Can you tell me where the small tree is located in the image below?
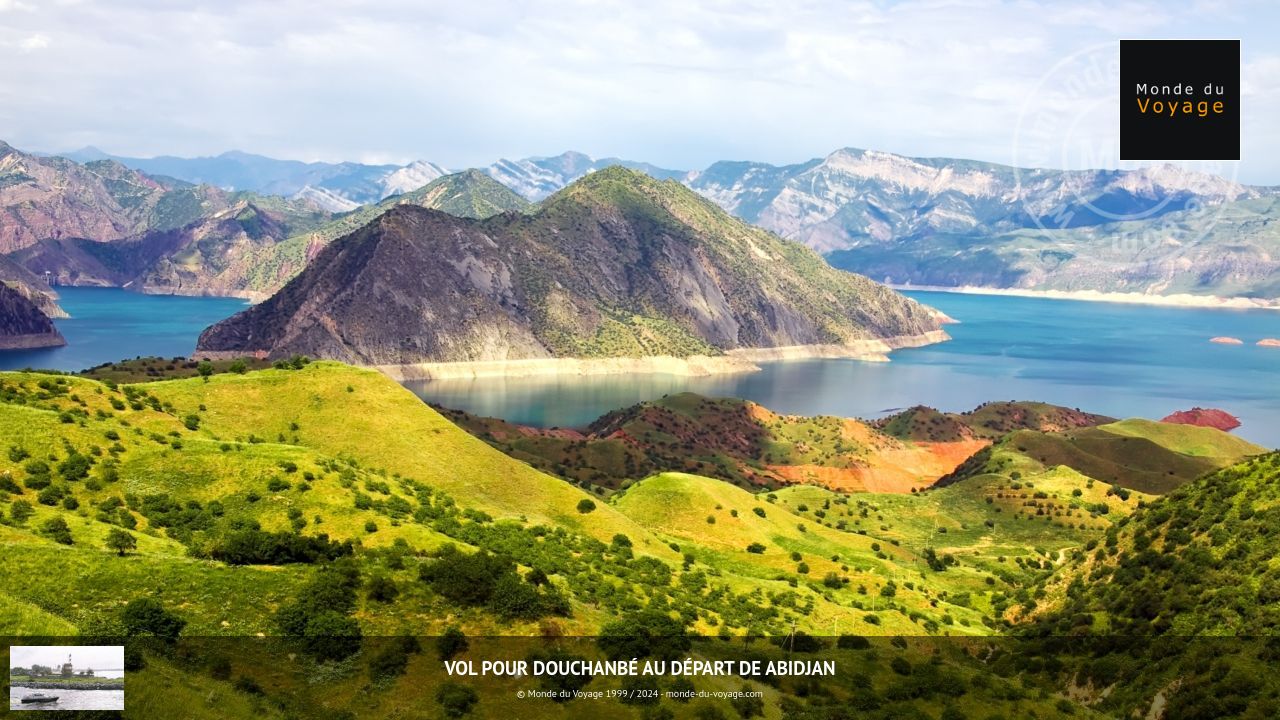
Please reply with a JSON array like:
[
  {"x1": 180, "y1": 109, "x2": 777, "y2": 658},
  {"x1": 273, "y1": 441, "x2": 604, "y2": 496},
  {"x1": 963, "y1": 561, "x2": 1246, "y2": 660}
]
[
  {"x1": 9, "y1": 499, "x2": 34, "y2": 525},
  {"x1": 40, "y1": 516, "x2": 73, "y2": 545},
  {"x1": 228, "y1": 358, "x2": 248, "y2": 374},
  {"x1": 196, "y1": 361, "x2": 214, "y2": 379},
  {"x1": 436, "y1": 626, "x2": 469, "y2": 660},
  {"x1": 106, "y1": 527, "x2": 137, "y2": 556},
  {"x1": 436, "y1": 682, "x2": 479, "y2": 718},
  {"x1": 576, "y1": 498, "x2": 597, "y2": 514}
]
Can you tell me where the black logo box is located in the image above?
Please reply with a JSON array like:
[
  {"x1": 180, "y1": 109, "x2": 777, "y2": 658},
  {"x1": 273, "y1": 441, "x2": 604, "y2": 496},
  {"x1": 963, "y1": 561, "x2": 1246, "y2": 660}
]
[{"x1": 1120, "y1": 39, "x2": 1240, "y2": 160}]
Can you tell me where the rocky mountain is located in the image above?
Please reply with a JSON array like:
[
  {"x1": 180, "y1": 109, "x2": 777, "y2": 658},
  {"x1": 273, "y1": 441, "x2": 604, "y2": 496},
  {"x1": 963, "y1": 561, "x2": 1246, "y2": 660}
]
[
  {"x1": 1, "y1": 141, "x2": 226, "y2": 254},
  {"x1": 687, "y1": 148, "x2": 1259, "y2": 253},
  {"x1": 833, "y1": 195, "x2": 1280, "y2": 298},
  {"x1": 11, "y1": 197, "x2": 331, "y2": 300},
  {"x1": 39, "y1": 141, "x2": 1277, "y2": 300},
  {"x1": 1161, "y1": 407, "x2": 1242, "y2": 431},
  {"x1": 485, "y1": 151, "x2": 685, "y2": 201},
  {"x1": 7, "y1": 169, "x2": 528, "y2": 302},
  {"x1": 196, "y1": 167, "x2": 945, "y2": 365},
  {"x1": 685, "y1": 148, "x2": 1277, "y2": 298},
  {"x1": 60, "y1": 146, "x2": 680, "y2": 206},
  {"x1": 0, "y1": 282, "x2": 65, "y2": 349},
  {"x1": 0, "y1": 253, "x2": 64, "y2": 318},
  {"x1": 60, "y1": 147, "x2": 402, "y2": 211}
]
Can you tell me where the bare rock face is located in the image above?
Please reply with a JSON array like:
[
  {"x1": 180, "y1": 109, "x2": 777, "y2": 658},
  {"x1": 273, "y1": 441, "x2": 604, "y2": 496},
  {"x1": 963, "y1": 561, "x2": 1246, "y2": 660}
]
[
  {"x1": 198, "y1": 167, "x2": 945, "y2": 366},
  {"x1": 1160, "y1": 408, "x2": 1242, "y2": 432},
  {"x1": 0, "y1": 283, "x2": 65, "y2": 350}
]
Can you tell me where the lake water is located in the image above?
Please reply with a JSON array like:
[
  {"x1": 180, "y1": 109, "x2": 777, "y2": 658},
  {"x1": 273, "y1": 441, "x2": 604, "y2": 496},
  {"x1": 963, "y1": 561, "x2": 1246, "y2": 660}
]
[
  {"x1": 9, "y1": 686, "x2": 124, "y2": 711},
  {"x1": 2, "y1": 288, "x2": 1278, "y2": 446},
  {"x1": 0, "y1": 287, "x2": 248, "y2": 373},
  {"x1": 407, "y1": 291, "x2": 1280, "y2": 447}
]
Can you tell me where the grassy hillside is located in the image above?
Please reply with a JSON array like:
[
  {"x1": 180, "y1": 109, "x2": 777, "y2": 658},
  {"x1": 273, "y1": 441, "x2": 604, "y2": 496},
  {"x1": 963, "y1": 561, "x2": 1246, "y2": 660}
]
[
  {"x1": 440, "y1": 392, "x2": 984, "y2": 494},
  {"x1": 0, "y1": 361, "x2": 1109, "y2": 641},
  {"x1": 874, "y1": 401, "x2": 1114, "y2": 442},
  {"x1": 1, "y1": 361, "x2": 1267, "y2": 719},
  {"x1": 1005, "y1": 452, "x2": 1280, "y2": 719},
  {"x1": 938, "y1": 418, "x2": 1263, "y2": 495}
]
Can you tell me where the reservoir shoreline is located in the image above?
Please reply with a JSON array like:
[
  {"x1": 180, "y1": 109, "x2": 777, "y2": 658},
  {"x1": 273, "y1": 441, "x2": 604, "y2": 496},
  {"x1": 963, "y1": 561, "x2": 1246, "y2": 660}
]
[
  {"x1": 890, "y1": 285, "x2": 1280, "y2": 310},
  {"x1": 377, "y1": 330, "x2": 951, "y2": 381}
]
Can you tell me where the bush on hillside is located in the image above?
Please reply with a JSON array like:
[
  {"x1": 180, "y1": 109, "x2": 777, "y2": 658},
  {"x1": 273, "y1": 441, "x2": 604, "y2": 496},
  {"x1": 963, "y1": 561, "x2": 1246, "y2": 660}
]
[
  {"x1": 121, "y1": 598, "x2": 187, "y2": 640},
  {"x1": 210, "y1": 528, "x2": 352, "y2": 565}
]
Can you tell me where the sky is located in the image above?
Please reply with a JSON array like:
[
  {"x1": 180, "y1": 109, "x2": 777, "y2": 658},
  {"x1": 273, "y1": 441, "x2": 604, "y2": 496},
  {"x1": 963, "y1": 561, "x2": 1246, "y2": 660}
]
[
  {"x1": 1, "y1": 0, "x2": 1278, "y2": 182},
  {"x1": 10, "y1": 645, "x2": 123, "y2": 670}
]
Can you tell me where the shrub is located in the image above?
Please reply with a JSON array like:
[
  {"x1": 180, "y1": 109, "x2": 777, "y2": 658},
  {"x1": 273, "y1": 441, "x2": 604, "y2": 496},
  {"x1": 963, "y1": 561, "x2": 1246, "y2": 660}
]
[
  {"x1": 730, "y1": 684, "x2": 764, "y2": 717},
  {"x1": 745, "y1": 542, "x2": 766, "y2": 554},
  {"x1": 597, "y1": 609, "x2": 690, "y2": 662},
  {"x1": 436, "y1": 626, "x2": 469, "y2": 660},
  {"x1": 435, "y1": 682, "x2": 479, "y2": 718},
  {"x1": 9, "y1": 500, "x2": 33, "y2": 525},
  {"x1": 304, "y1": 611, "x2": 363, "y2": 662},
  {"x1": 367, "y1": 575, "x2": 399, "y2": 603},
  {"x1": 368, "y1": 637, "x2": 420, "y2": 682},
  {"x1": 576, "y1": 498, "x2": 597, "y2": 513},
  {"x1": 40, "y1": 516, "x2": 73, "y2": 544},
  {"x1": 211, "y1": 529, "x2": 353, "y2": 565},
  {"x1": 121, "y1": 598, "x2": 187, "y2": 640}
]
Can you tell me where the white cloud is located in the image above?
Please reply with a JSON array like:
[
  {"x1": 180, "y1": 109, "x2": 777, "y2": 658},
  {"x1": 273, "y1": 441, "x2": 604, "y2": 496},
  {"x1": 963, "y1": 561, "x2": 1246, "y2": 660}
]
[
  {"x1": 0, "y1": 0, "x2": 1275, "y2": 182},
  {"x1": 19, "y1": 32, "x2": 49, "y2": 50}
]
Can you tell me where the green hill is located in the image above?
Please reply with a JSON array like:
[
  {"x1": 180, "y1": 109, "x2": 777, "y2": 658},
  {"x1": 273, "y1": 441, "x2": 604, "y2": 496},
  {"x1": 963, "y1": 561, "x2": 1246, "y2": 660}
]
[
  {"x1": 875, "y1": 401, "x2": 1114, "y2": 442},
  {"x1": 937, "y1": 418, "x2": 1263, "y2": 495},
  {"x1": 2, "y1": 361, "x2": 1249, "y2": 719},
  {"x1": 1006, "y1": 452, "x2": 1280, "y2": 719},
  {"x1": 439, "y1": 392, "x2": 979, "y2": 494}
]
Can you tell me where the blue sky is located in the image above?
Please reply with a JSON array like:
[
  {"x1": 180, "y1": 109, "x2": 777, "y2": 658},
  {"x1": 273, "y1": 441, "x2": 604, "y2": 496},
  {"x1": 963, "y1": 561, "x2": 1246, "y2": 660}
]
[{"x1": 1, "y1": 0, "x2": 1277, "y2": 182}]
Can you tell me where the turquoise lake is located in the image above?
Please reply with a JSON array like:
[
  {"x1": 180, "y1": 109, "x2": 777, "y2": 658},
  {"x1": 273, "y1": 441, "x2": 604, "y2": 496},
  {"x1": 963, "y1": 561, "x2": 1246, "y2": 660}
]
[
  {"x1": 407, "y1": 291, "x2": 1280, "y2": 447},
  {"x1": 0, "y1": 287, "x2": 249, "y2": 372},
  {"x1": 2, "y1": 287, "x2": 1278, "y2": 446}
]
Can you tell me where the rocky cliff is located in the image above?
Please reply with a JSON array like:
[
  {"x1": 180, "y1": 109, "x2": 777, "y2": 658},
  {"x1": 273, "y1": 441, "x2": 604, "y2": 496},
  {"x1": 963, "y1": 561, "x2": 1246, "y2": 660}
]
[{"x1": 0, "y1": 282, "x2": 65, "y2": 350}]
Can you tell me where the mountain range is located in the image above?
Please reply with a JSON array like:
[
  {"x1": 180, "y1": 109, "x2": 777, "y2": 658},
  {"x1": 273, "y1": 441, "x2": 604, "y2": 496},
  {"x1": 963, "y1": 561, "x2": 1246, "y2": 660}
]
[
  {"x1": 6, "y1": 139, "x2": 1280, "y2": 326},
  {"x1": 60, "y1": 146, "x2": 682, "y2": 209},
  {"x1": 4, "y1": 157, "x2": 529, "y2": 302},
  {"x1": 195, "y1": 167, "x2": 945, "y2": 365}
]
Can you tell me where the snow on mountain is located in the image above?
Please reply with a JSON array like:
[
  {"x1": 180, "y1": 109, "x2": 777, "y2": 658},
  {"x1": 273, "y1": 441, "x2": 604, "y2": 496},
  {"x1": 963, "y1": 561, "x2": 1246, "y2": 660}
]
[{"x1": 379, "y1": 160, "x2": 449, "y2": 199}]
